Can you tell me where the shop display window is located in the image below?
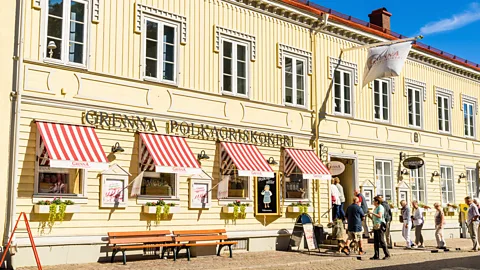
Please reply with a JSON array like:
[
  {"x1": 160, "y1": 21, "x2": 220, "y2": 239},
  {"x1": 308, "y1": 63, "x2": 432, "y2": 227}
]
[
  {"x1": 37, "y1": 167, "x2": 84, "y2": 195},
  {"x1": 284, "y1": 173, "x2": 309, "y2": 200},
  {"x1": 221, "y1": 174, "x2": 250, "y2": 199},
  {"x1": 140, "y1": 172, "x2": 177, "y2": 198}
]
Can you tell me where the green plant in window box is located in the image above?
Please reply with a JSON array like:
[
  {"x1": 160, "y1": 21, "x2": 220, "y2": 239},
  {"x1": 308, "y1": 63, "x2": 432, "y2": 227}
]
[
  {"x1": 290, "y1": 202, "x2": 310, "y2": 214},
  {"x1": 145, "y1": 199, "x2": 176, "y2": 224},
  {"x1": 227, "y1": 200, "x2": 249, "y2": 220},
  {"x1": 36, "y1": 198, "x2": 75, "y2": 230}
]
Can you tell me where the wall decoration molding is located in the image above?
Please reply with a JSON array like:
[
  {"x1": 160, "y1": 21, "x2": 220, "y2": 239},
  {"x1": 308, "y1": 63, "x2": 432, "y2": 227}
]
[
  {"x1": 404, "y1": 78, "x2": 427, "y2": 101},
  {"x1": 214, "y1": 25, "x2": 256, "y2": 61},
  {"x1": 277, "y1": 43, "x2": 312, "y2": 75},
  {"x1": 134, "y1": 3, "x2": 187, "y2": 44},
  {"x1": 435, "y1": 87, "x2": 454, "y2": 108},
  {"x1": 32, "y1": 0, "x2": 41, "y2": 9},
  {"x1": 328, "y1": 57, "x2": 358, "y2": 85},
  {"x1": 92, "y1": 0, "x2": 100, "y2": 23},
  {"x1": 461, "y1": 94, "x2": 478, "y2": 114},
  {"x1": 369, "y1": 77, "x2": 396, "y2": 93}
]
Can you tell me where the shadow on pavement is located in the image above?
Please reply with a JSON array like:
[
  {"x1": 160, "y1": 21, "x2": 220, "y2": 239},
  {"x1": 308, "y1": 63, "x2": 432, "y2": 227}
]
[{"x1": 360, "y1": 255, "x2": 480, "y2": 270}]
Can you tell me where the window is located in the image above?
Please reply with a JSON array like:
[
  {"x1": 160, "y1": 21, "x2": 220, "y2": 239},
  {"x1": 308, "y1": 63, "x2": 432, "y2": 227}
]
[
  {"x1": 408, "y1": 87, "x2": 422, "y2": 128},
  {"x1": 140, "y1": 172, "x2": 177, "y2": 198},
  {"x1": 374, "y1": 79, "x2": 390, "y2": 122},
  {"x1": 45, "y1": 0, "x2": 88, "y2": 65},
  {"x1": 144, "y1": 19, "x2": 177, "y2": 83},
  {"x1": 467, "y1": 168, "x2": 478, "y2": 198},
  {"x1": 410, "y1": 168, "x2": 426, "y2": 203},
  {"x1": 221, "y1": 39, "x2": 248, "y2": 96},
  {"x1": 284, "y1": 56, "x2": 306, "y2": 107},
  {"x1": 437, "y1": 95, "x2": 451, "y2": 133},
  {"x1": 333, "y1": 69, "x2": 353, "y2": 116},
  {"x1": 464, "y1": 101, "x2": 475, "y2": 137},
  {"x1": 284, "y1": 169, "x2": 309, "y2": 200},
  {"x1": 440, "y1": 166, "x2": 454, "y2": 204},
  {"x1": 375, "y1": 160, "x2": 393, "y2": 201},
  {"x1": 221, "y1": 174, "x2": 250, "y2": 199}
]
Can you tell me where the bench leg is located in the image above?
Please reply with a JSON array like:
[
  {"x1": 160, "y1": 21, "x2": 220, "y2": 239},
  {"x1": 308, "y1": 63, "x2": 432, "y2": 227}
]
[
  {"x1": 122, "y1": 250, "x2": 126, "y2": 265},
  {"x1": 186, "y1": 247, "x2": 191, "y2": 261},
  {"x1": 110, "y1": 250, "x2": 118, "y2": 263},
  {"x1": 161, "y1": 247, "x2": 166, "y2": 259},
  {"x1": 228, "y1": 245, "x2": 233, "y2": 258},
  {"x1": 173, "y1": 247, "x2": 177, "y2": 261}
]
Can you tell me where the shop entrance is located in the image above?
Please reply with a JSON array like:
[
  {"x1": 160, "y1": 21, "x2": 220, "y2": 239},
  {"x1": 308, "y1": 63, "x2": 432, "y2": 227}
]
[{"x1": 330, "y1": 156, "x2": 357, "y2": 214}]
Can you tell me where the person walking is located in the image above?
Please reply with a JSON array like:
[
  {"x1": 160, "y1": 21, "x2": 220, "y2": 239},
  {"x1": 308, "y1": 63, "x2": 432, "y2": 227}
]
[
  {"x1": 343, "y1": 197, "x2": 366, "y2": 255},
  {"x1": 400, "y1": 200, "x2": 414, "y2": 249},
  {"x1": 331, "y1": 180, "x2": 341, "y2": 220},
  {"x1": 355, "y1": 189, "x2": 370, "y2": 238},
  {"x1": 433, "y1": 203, "x2": 446, "y2": 249},
  {"x1": 368, "y1": 196, "x2": 390, "y2": 260},
  {"x1": 335, "y1": 177, "x2": 346, "y2": 221},
  {"x1": 465, "y1": 196, "x2": 479, "y2": 251},
  {"x1": 475, "y1": 199, "x2": 480, "y2": 247},
  {"x1": 379, "y1": 196, "x2": 393, "y2": 249},
  {"x1": 411, "y1": 201, "x2": 424, "y2": 248}
]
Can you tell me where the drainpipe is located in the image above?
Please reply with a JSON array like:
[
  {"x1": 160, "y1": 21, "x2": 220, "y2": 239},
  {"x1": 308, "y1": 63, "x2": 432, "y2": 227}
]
[{"x1": 5, "y1": 0, "x2": 25, "y2": 258}]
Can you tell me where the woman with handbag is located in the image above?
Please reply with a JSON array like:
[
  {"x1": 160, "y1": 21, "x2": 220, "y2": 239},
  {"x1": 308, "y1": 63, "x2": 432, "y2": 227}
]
[
  {"x1": 368, "y1": 196, "x2": 390, "y2": 260},
  {"x1": 412, "y1": 201, "x2": 424, "y2": 248}
]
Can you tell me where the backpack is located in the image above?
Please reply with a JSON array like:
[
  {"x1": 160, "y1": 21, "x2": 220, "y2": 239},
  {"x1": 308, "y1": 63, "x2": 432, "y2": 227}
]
[{"x1": 382, "y1": 202, "x2": 392, "y2": 222}]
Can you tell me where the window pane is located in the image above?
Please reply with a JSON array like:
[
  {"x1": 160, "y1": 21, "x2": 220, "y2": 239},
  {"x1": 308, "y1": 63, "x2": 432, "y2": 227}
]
[
  {"x1": 69, "y1": 22, "x2": 84, "y2": 43},
  {"x1": 343, "y1": 72, "x2": 350, "y2": 87},
  {"x1": 296, "y1": 60, "x2": 304, "y2": 75},
  {"x1": 223, "y1": 58, "x2": 232, "y2": 75},
  {"x1": 163, "y1": 63, "x2": 174, "y2": 81},
  {"x1": 344, "y1": 100, "x2": 351, "y2": 114},
  {"x1": 285, "y1": 57, "x2": 293, "y2": 73},
  {"x1": 38, "y1": 168, "x2": 82, "y2": 195},
  {"x1": 146, "y1": 40, "x2": 158, "y2": 59},
  {"x1": 237, "y1": 78, "x2": 246, "y2": 95},
  {"x1": 374, "y1": 106, "x2": 380, "y2": 119},
  {"x1": 47, "y1": 17, "x2": 63, "y2": 39},
  {"x1": 237, "y1": 61, "x2": 246, "y2": 78},
  {"x1": 145, "y1": 59, "x2": 157, "y2": 77},
  {"x1": 237, "y1": 44, "x2": 246, "y2": 61},
  {"x1": 296, "y1": 90, "x2": 304, "y2": 105},
  {"x1": 223, "y1": 41, "x2": 232, "y2": 58},
  {"x1": 70, "y1": 1, "x2": 85, "y2": 22},
  {"x1": 223, "y1": 75, "x2": 232, "y2": 92},
  {"x1": 164, "y1": 44, "x2": 175, "y2": 62},
  {"x1": 285, "y1": 87, "x2": 293, "y2": 103},
  {"x1": 285, "y1": 174, "x2": 307, "y2": 199},
  {"x1": 227, "y1": 175, "x2": 249, "y2": 199},
  {"x1": 383, "y1": 108, "x2": 388, "y2": 121},
  {"x1": 163, "y1": 25, "x2": 175, "y2": 44},
  {"x1": 141, "y1": 173, "x2": 176, "y2": 197},
  {"x1": 285, "y1": 73, "x2": 293, "y2": 88},
  {"x1": 46, "y1": 38, "x2": 62, "y2": 60},
  {"x1": 49, "y1": 0, "x2": 63, "y2": 17},
  {"x1": 146, "y1": 21, "x2": 158, "y2": 40},
  {"x1": 68, "y1": 42, "x2": 83, "y2": 63},
  {"x1": 296, "y1": 75, "x2": 304, "y2": 90}
]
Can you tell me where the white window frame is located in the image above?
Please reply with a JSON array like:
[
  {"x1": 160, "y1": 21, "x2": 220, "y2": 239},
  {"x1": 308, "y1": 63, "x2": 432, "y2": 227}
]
[
  {"x1": 373, "y1": 79, "x2": 391, "y2": 123},
  {"x1": 142, "y1": 16, "x2": 179, "y2": 85},
  {"x1": 136, "y1": 171, "x2": 180, "y2": 203},
  {"x1": 375, "y1": 159, "x2": 394, "y2": 201},
  {"x1": 220, "y1": 37, "x2": 250, "y2": 98},
  {"x1": 466, "y1": 168, "x2": 478, "y2": 199},
  {"x1": 282, "y1": 53, "x2": 308, "y2": 108},
  {"x1": 407, "y1": 87, "x2": 423, "y2": 129},
  {"x1": 437, "y1": 94, "x2": 452, "y2": 134},
  {"x1": 333, "y1": 68, "x2": 354, "y2": 117},
  {"x1": 33, "y1": 133, "x2": 88, "y2": 204},
  {"x1": 283, "y1": 171, "x2": 311, "y2": 203},
  {"x1": 41, "y1": 0, "x2": 89, "y2": 68},
  {"x1": 410, "y1": 167, "x2": 427, "y2": 204},
  {"x1": 440, "y1": 165, "x2": 455, "y2": 204},
  {"x1": 218, "y1": 175, "x2": 253, "y2": 205},
  {"x1": 464, "y1": 101, "x2": 476, "y2": 138}
]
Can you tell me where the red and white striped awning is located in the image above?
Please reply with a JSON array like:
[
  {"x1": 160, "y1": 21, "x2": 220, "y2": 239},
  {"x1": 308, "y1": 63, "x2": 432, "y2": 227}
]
[
  {"x1": 284, "y1": 148, "x2": 331, "y2": 180},
  {"x1": 36, "y1": 122, "x2": 109, "y2": 170},
  {"x1": 139, "y1": 133, "x2": 202, "y2": 175},
  {"x1": 221, "y1": 142, "x2": 274, "y2": 178}
]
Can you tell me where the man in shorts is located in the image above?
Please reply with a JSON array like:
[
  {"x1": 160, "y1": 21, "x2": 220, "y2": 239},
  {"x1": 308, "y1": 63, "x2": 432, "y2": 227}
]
[{"x1": 343, "y1": 197, "x2": 366, "y2": 255}]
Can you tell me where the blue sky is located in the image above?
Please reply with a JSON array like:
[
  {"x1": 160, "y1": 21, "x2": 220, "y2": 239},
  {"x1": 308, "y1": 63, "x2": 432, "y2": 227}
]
[{"x1": 311, "y1": 0, "x2": 480, "y2": 64}]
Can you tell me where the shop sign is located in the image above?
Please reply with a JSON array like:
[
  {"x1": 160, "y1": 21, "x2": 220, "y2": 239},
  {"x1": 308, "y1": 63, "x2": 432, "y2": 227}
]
[
  {"x1": 328, "y1": 161, "x2": 345, "y2": 176},
  {"x1": 168, "y1": 120, "x2": 294, "y2": 148},
  {"x1": 289, "y1": 214, "x2": 318, "y2": 251},
  {"x1": 402, "y1": 157, "x2": 424, "y2": 169},
  {"x1": 255, "y1": 174, "x2": 280, "y2": 215},
  {"x1": 83, "y1": 110, "x2": 158, "y2": 132}
]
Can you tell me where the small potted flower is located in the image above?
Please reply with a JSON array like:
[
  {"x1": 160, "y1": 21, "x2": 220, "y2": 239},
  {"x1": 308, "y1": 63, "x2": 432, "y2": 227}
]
[
  {"x1": 34, "y1": 197, "x2": 79, "y2": 230},
  {"x1": 222, "y1": 200, "x2": 252, "y2": 220},
  {"x1": 287, "y1": 201, "x2": 312, "y2": 213},
  {"x1": 143, "y1": 199, "x2": 180, "y2": 224}
]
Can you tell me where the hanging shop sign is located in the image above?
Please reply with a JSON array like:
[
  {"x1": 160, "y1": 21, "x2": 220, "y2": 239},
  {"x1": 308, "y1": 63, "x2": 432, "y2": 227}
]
[
  {"x1": 168, "y1": 120, "x2": 294, "y2": 148},
  {"x1": 327, "y1": 161, "x2": 345, "y2": 176},
  {"x1": 255, "y1": 174, "x2": 280, "y2": 215},
  {"x1": 83, "y1": 110, "x2": 158, "y2": 132},
  {"x1": 402, "y1": 157, "x2": 425, "y2": 169}
]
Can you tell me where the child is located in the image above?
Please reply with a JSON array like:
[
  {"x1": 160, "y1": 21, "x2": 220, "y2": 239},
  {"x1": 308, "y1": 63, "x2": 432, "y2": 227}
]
[{"x1": 261, "y1": 185, "x2": 272, "y2": 208}]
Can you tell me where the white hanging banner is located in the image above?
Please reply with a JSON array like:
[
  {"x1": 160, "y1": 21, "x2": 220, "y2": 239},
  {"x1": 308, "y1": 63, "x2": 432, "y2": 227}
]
[
  {"x1": 363, "y1": 42, "x2": 412, "y2": 87},
  {"x1": 217, "y1": 175, "x2": 230, "y2": 199}
]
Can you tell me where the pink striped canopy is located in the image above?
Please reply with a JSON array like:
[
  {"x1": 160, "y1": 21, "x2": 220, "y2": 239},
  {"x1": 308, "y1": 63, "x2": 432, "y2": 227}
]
[
  {"x1": 284, "y1": 148, "x2": 331, "y2": 180},
  {"x1": 221, "y1": 142, "x2": 274, "y2": 177}
]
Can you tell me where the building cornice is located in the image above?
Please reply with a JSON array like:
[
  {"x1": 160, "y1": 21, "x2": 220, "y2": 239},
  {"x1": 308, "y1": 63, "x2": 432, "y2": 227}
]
[{"x1": 222, "y1": 0, "x2": 480, "y2": 83}]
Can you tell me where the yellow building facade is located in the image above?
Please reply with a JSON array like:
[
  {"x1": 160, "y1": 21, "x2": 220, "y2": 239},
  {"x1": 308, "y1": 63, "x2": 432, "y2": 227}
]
[{"x1": 3, "y1": 0, "x2": 480, "y2": 267}]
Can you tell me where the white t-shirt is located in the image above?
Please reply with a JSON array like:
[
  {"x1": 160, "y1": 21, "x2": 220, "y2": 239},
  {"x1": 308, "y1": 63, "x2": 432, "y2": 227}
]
[
  {"x1": 330, "y1": 184, "x2": 341, "y2": 206},
  {"x1": 413, "y1": 207, "x2": 424, "y2": 226}
]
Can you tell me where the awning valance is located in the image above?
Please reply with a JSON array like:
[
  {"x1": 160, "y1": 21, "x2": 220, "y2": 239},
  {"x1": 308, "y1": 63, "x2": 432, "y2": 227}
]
[
  {"x1": 284, "y1": 148, "x2": 331, "y2": 180},
  {"x1": 36, "y1": 121, "x2": 109, "y2": 170},
  {"x1": 139, "y1": 133, "x2": 202, "y2": 175},
  {"x1": 221, "y1": 142, "x2": 274, "y2": 178}
]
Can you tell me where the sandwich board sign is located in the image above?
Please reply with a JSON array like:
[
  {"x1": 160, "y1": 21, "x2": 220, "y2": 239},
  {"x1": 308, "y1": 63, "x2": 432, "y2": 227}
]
[{"x1": 289, "y1": 213, "x2": 319, "y2": 253}]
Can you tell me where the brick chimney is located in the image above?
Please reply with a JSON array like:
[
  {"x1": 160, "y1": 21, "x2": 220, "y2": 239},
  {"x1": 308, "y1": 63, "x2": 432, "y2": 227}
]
[{"x1": 368, "y1": 8, "x2": 392, "y2": 30}]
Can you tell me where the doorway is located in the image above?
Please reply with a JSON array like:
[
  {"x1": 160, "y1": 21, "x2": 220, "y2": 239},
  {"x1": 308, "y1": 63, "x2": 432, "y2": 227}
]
[{"x1": 330, "y1": 155, "x2": 357, "y2": 215}]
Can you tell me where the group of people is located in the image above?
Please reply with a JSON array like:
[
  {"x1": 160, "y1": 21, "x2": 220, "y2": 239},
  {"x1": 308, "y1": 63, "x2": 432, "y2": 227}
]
[{"x1": 331, "y1": 178, "x2": 449, "y2": 260}]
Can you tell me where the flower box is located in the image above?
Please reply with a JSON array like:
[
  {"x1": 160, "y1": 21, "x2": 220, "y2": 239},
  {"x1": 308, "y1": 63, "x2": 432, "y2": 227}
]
[
  {"x1": 142, "y1": 206, "x2": 181, "y2": 214},
  {"x1": 222, "y1": 206, "x2": 253, "y2": 213},
  {"x1": 34, "y1": 205, "x2": 80, "y2": 214},
  {"x1": 287, "y1": 206, "x2": 313, "y2": 213}
]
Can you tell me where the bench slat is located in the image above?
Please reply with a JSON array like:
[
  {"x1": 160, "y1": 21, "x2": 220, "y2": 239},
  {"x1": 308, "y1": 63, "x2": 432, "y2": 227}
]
[
  {"x1": 110, "y1": 236, "x2": 174, "y2": 245},
  {"x1": 108, "y1": 230, "x2": 171, "y2": 237},
  {"x1": 175, "y1": 235, "x2": 227, "y2": 242},
  {"x1": 173, "y1": 229, "x2": 226, "y2": 235},
  {"x1": 185, "y1": 241, "x2": 238, "y2": 247},
  {"x1": 113, "y1": 243, "x2": 182, "y2": 250}
]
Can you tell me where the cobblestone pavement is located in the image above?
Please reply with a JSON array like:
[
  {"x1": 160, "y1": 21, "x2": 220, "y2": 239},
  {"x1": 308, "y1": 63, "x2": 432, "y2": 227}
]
[{"x1": 19, "y1": 239, "x2": 480, "y2": 270}]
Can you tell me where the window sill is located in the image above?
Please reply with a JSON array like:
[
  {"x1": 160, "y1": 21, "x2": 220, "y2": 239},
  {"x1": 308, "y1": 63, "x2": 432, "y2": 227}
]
[
  {"x1": 221, "y1": 91, "x2": 250, "y2": 99},
  {"x1": 143, "y1": 77, "x2": 178, "y2": 87},
  {"x1": 136, "y1": 196, "x2": 180, "y2": 206},
  {"x1": 408, "y1": 125, "x2": 423, "y2": 130},
  {"x1": 43, "y1": 59, "x2": 87, "y2": 71},
  {"x1": 284, "y1": 103, "x2": 308, "y2": 110},
  {"x1": 332, "y1": 112, "x2": 354, "y2": 119},
  {"x1": 32, "y1": 195, "x2": 88, "y2": 204},
  {"x1": 218, "y1": 198, "x2": 253, "y2": 206},
  {"x1": 284, "y1": 198, "x2": 311, "y2": 203}
]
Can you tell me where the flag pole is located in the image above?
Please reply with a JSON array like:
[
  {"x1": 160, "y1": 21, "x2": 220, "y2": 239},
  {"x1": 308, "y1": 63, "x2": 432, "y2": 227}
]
[{"x1": 341, "y1": 35, "x2": 423, "y2": 53}]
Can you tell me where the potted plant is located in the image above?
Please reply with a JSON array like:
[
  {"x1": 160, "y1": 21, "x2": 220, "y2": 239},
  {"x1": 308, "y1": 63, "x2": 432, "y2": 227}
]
[
  {"x1": 287, "y1": 202, "x2": 312, "y2": 213},
  {"x1": 143, "y1": 199, "x2": 180, "y2": 224},
  {"x1": 34, "y1": 198, "x2": 79, "y2": 229},
  {"x1": 222, "y1": 200, "x2": 252, "y2": 220}
]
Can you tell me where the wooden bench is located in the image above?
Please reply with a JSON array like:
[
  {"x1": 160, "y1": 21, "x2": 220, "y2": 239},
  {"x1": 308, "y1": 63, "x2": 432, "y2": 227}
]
[
  {"x1": 173, "y1": 229, "x2": 238, "y2": 261},
  {"x1": 108, "y1": 230, "x2": 182, "y2": 264}
]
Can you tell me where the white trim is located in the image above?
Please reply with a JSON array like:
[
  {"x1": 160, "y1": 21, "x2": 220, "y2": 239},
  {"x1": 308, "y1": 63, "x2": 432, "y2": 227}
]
[
  {"x1": 463, "y1": 100, "x2": 477, "y2": 139},
  {"x1": 436, "y1": 94, "x2": 452, "y2": 134},
  {"x1": 332, "y1": 68, "x2": 355, "y2": 117},
  {"x1": 374, "y1": 159, "x2": 395, "y2": 203},
  {"x1": 219, "y1": 37, "x2": 251, "y2": 98},
  {"x1": 277, "y1": 43, "x2": 312, "y2": 75},
  {"x1": 410, "y1": 166, "x2": 427, "y2": 205},
  {"x1": 440, "y1": 165, "x2": 455, "y2": 204},
  {"x1": 134, "y1": 3, "x2": 187, "y2": 44},
  {"x1": 91, "y1": 0, "x2": 100, "y2": 23},
  {"x1": 137, "y1": 170, "x2": 180, "y2": 200},
  {"x1": 282, "y1": 53, "x2": 308, "y2": 108},
  {"x1": 329, "y1": 57, "x2": 358, "y2": 85},
  {"x1": 373, "y1": 78, "x2": 392, "y2": 124},
  {"x1": 435, "y1": 87, "x2": 455, "y2": 108},
  {"x1": 215, "y1": 25, "x2": 256, "y2": 61},
  {"x1": 406, "y1": 86, "x2": 424, "y2": 129},
  {"x1": 32, "y1": 0, "x2": 41, "y2": 9},
  {"x1": 462, "y1": 94, "x2": 478, "y2": 114},
  {"x1": 404, "y1": 78, "x2": 427, "y2": 101}
]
